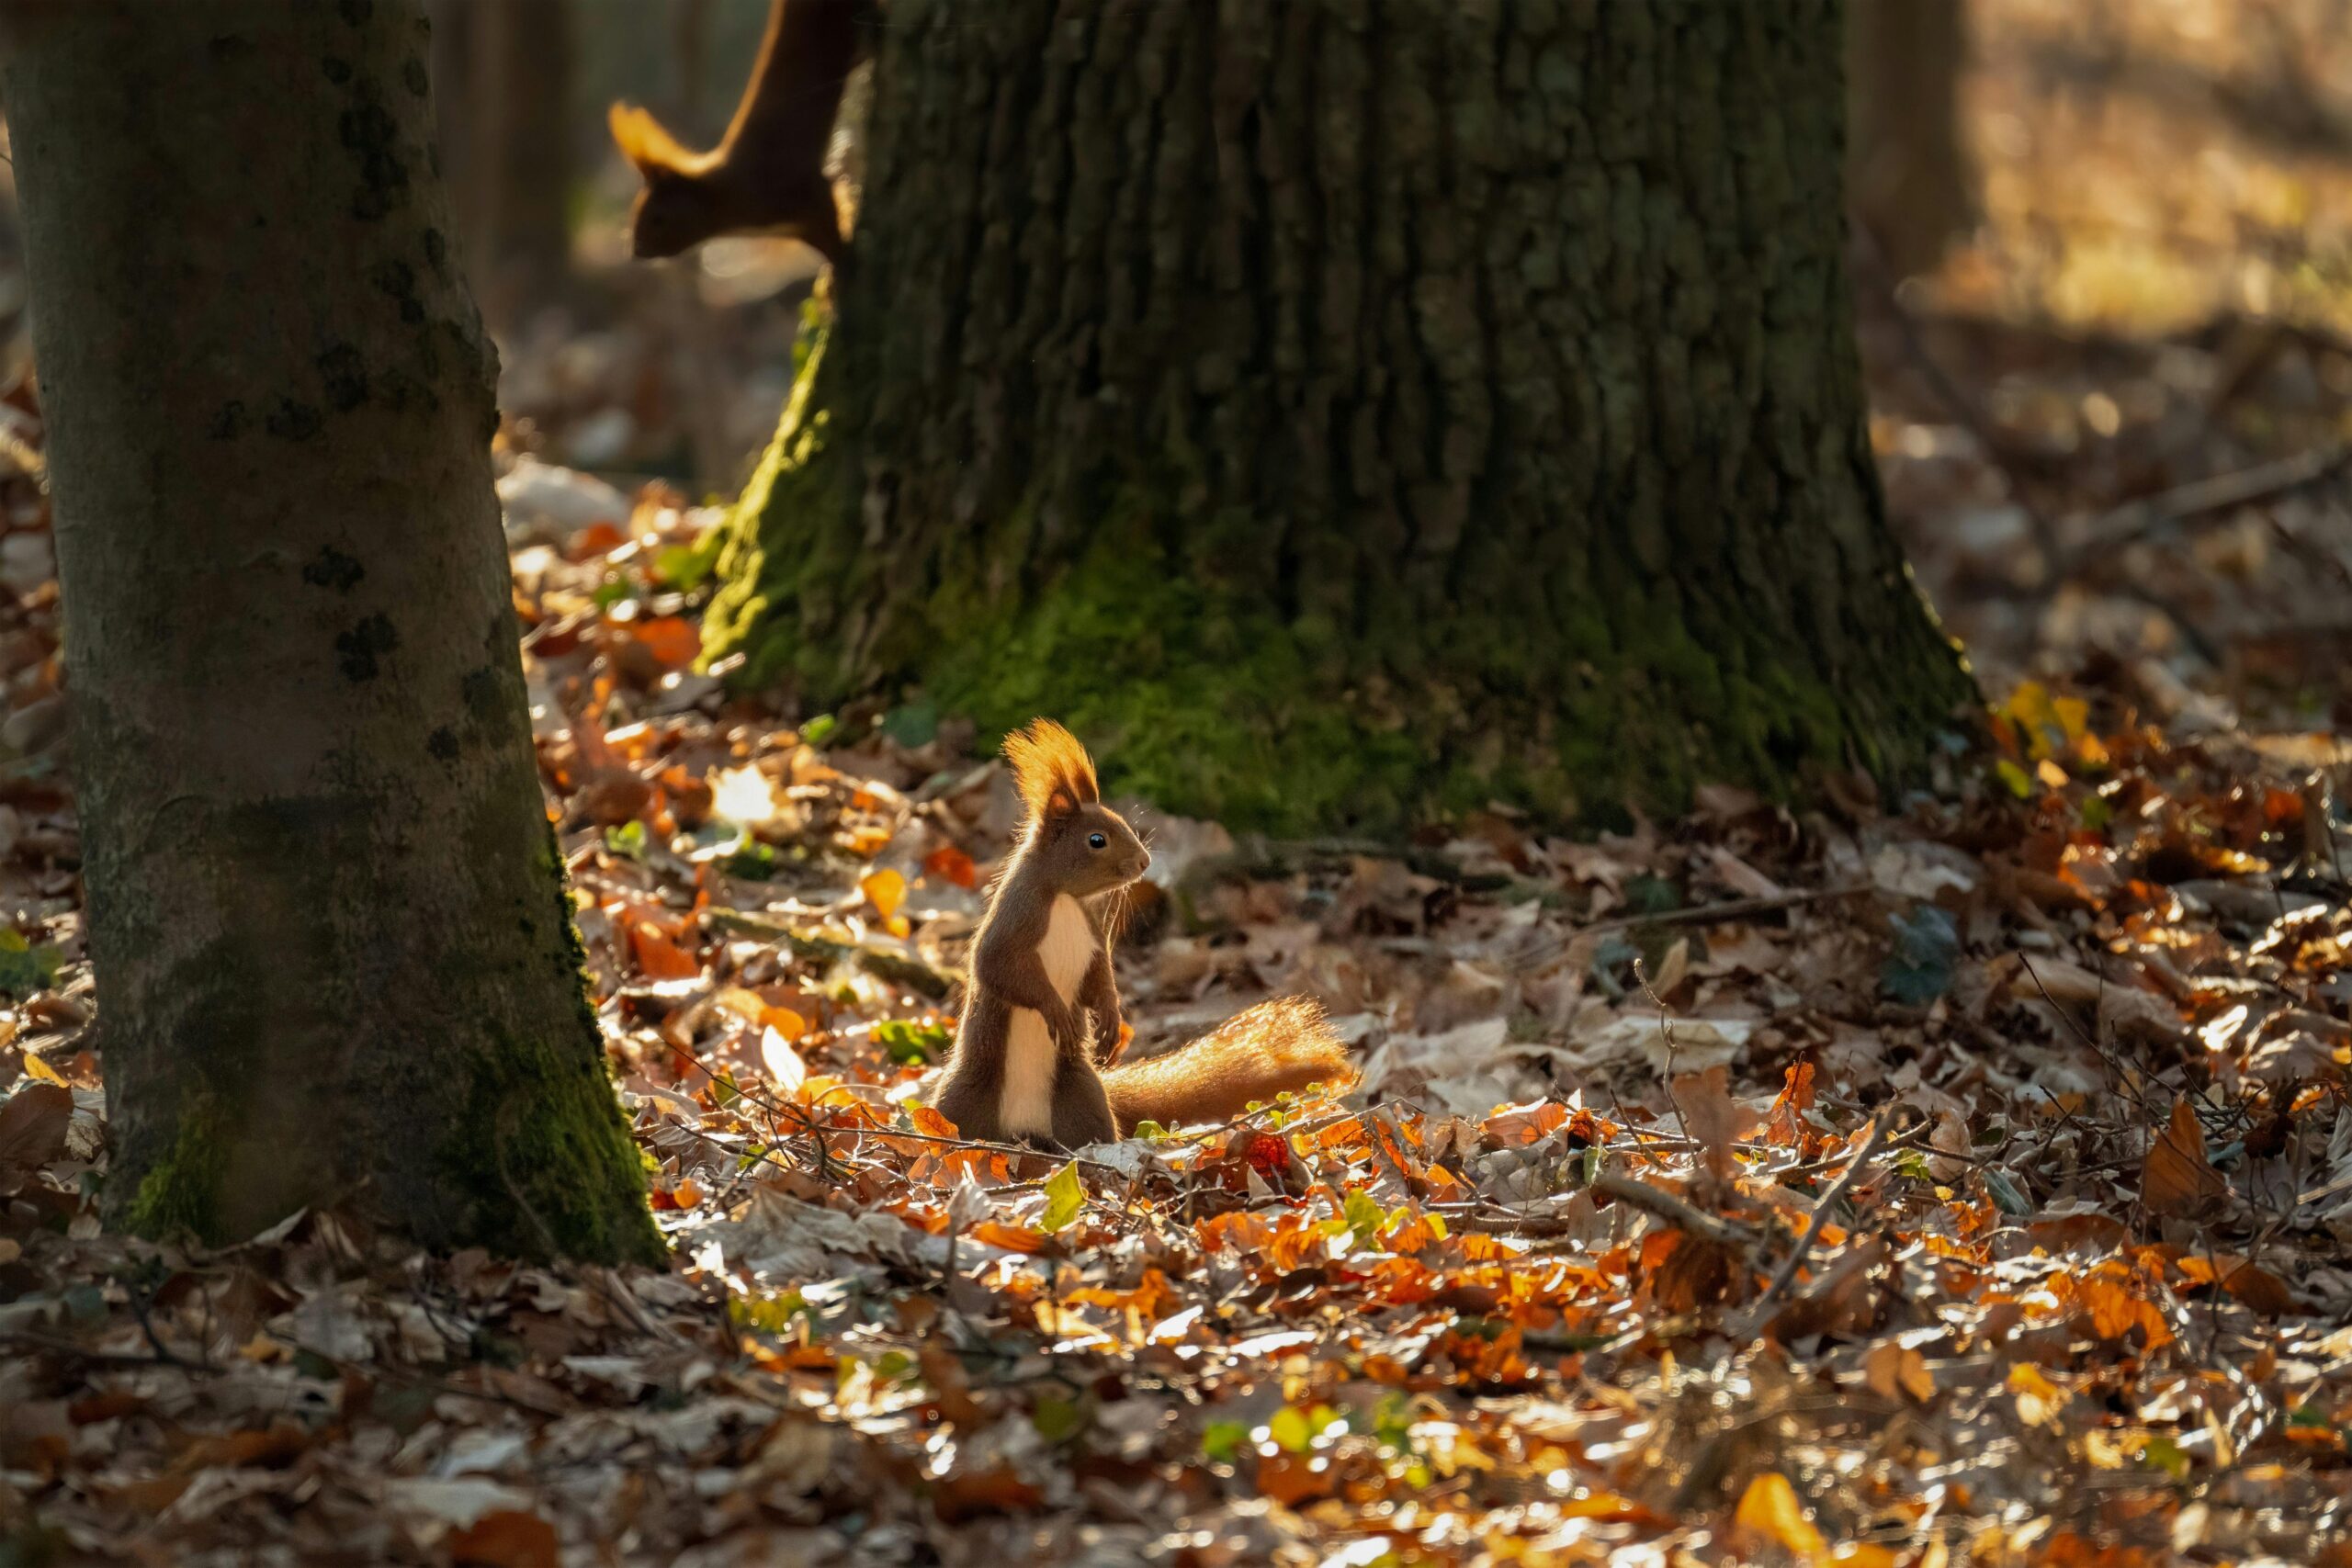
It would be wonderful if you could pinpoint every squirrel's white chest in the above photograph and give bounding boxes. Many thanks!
[1000,896,1095,1136]
[1036,895,1093,1004]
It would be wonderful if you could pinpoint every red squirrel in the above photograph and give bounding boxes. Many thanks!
[606,0,868,262]
[929,720,1352,1148]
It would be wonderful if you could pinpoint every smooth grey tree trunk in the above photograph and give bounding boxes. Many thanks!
[1,0,660,1262]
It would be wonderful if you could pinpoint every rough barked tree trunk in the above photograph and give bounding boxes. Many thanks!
[1848,0,1973,280]
[707,0,1975,830]
[2,0,661,1262]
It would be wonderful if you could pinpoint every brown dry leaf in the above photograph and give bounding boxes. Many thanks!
[449,1510,560,1568]
[627,919,699,980]
[0,1081,71,1185]
[1675,1065,1762,1181]
[1765,1062,1816,1146]
[1863,1342,1936,1404]
[2142,1097,2227,1216]
[2178,1253,2295,1316]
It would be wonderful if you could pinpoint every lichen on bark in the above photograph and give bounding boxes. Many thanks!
[706,0,1975,831]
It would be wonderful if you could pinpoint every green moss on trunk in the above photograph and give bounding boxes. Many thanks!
[705,0,1977,830]
[121,1094,230,1245]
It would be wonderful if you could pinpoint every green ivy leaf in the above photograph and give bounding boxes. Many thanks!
[1201,1420,1250,1462]
[875,1018,951,1066]
[1881,905,1960,1007]
[1031,1392,1085,1442]
[0,931,60,999]
[881,702,940,748]
[603,819,650,863]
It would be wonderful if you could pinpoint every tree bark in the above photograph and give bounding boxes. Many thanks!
[707,0,1975,831]
[1,0,660,1262]
[1848,0,1973,280]
[428,0,575,331]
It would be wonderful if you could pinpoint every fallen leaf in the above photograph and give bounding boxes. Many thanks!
[628,615,699,671]
[1863,1342,1936,1404]
[0,1081,72,1182]
[1039,1161,1084,1233]
[1735,1471,1826,1561]
[2143,1098,2227,1216]
[760,1024,807,1093]
[628,920,699,980]
[448,1510,560,1568]
[862,867,907,923]
[923,844,978,889]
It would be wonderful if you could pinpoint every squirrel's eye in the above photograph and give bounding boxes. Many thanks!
[1088,832,1107,850]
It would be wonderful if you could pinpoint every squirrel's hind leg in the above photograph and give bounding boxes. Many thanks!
[1049,1065,1118,1148]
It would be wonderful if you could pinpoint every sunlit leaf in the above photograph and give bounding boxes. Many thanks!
[861,867,907,923]
[1039,1161,1084,1233]
[2143,1097,2227,1216]
[1734,1471,1826,1561]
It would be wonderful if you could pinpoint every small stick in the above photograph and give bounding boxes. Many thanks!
[1589,1170,1755,1248]
[1575,884,1870,940]
[1747,1118,1889,1316]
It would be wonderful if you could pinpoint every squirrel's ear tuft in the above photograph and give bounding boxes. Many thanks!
[1003,718,1100,821]
[608,102,691,175]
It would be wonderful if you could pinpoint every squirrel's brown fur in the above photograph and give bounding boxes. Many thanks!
[607,0,869,262]
[1100,997,1347,1132]
[928,720,1351,1147]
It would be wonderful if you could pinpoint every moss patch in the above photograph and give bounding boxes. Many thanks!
[433,828,663,1268]
[700,321,1972,833]
[121,1092,232,1246]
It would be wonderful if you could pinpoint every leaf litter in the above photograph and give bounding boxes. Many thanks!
[8,5,2352,1558]
[0,479,2346,1565]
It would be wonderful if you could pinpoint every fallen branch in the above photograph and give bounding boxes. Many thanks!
[1575,884,1871,940]
[707,908,954,998]
[2075,442,2352,557]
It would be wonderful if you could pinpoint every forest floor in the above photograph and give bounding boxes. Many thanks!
[14,2,2352,1563]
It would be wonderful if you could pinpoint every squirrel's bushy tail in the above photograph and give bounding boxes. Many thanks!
[1102,998,1351,1132]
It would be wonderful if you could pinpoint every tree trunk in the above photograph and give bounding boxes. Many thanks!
[1,0,660,1262]
[707,0,1975,831]
[1848,0,1973,280]
[428,0,575,331]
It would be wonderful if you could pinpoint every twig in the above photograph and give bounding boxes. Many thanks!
[2075,442,2352,557]
[1576,885,1870,940]
[1747,1118,1890,1317]
[1589,1171,1755,1248]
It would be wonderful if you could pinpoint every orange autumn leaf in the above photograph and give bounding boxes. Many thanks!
[1734,1471,1826,1562]
[2076,1271,2174,1349]
[2177,1253,2295,1316]
[629,615,701,670]
[923,844,978,889]
[909,1103,960,1139]
[628,919,700,979]
[2143,1097,2227,1216]
[967,1221,1048,1255]
[567,521,628,559]
[449,1509,560,1568]
[1766,1061,1816,1145]
[861,869,908,926]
